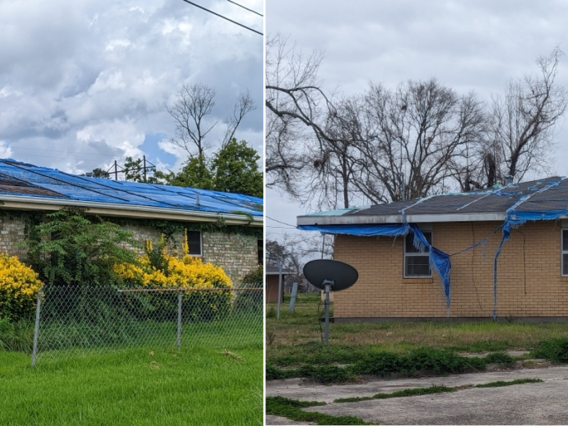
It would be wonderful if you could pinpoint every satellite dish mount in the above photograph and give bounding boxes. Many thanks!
[303,260,358,343]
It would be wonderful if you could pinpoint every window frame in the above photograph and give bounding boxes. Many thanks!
[403,230,432,278]
[186,230,202,257]
[561,229,568,276]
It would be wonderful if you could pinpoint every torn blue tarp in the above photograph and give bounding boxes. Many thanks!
[298,222,453,309]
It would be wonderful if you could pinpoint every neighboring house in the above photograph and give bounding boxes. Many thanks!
[265,264,294,303]
[298,176,568,320]
[0,159,262,284]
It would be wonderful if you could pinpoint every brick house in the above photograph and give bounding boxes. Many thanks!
[0,159,262,284]
[297,177,568,320]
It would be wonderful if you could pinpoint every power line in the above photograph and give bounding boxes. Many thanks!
[227,0,262,17]
[266,216,296,228]
[181,0,262,36]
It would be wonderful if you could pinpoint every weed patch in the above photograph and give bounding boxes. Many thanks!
[266,396,371,425]
[531,338,568,363]
[335,385,455,403]
[475,378,543,388]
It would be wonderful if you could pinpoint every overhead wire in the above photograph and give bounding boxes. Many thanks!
[227,0,262,17]
[266,216,296,228]
[180,0,262,35]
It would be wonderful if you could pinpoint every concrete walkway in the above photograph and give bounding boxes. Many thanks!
[266,365,568,425]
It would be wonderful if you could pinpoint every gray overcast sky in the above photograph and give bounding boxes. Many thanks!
[0,0,262,176]
[266,0,568,245]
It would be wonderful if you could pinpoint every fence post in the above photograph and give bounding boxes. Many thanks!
[177,290,182,350]
[31,289,43,368]
[289,282,298,313]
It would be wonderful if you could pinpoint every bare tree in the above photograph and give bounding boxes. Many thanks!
[314,96,366,208]
[167,83,255,158]
[354,79,487,203]
[488,47,567,183]
[265,34,337,199]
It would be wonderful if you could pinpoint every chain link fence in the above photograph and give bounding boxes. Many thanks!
[31,285,263,366]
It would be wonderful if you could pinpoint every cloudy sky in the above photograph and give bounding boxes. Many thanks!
[0,0,263,176]
[266,0,568,247]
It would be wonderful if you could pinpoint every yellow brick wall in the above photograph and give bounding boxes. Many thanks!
[333,221,568,318]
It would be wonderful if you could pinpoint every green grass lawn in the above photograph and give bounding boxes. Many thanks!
[267,292,568,367]
[0,346,262,425]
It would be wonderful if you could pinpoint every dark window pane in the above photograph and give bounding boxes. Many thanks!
[563,254,568,275]
[187,231,201,255]
[405,232,432,253]
[405,255,431,276]
[563,230,568,251]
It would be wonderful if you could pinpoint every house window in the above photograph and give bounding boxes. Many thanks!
[186,230,202,256]
[404,231,432,278]
[562,230,568,276]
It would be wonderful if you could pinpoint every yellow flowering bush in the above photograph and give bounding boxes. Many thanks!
[0,254,43,321]
[115,233,232,321]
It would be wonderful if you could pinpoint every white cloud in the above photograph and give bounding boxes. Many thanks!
[0,0,262,176]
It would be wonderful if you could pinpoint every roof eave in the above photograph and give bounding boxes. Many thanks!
[297,212,507,226]
[0,196,263,226]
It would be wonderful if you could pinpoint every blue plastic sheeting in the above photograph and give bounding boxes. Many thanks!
[409,224,452,308]
[298,223,410,236]
[298,222,453,308]
[0,159,262,217]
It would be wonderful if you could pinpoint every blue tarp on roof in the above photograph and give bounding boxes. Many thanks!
[299,177,568,318]
[0,159,262,217]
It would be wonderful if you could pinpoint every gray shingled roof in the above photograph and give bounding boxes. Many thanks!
[298,176,568,226]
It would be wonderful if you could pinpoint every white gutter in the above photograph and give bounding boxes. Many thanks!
[0,195,263,227]
[297,212,506,226]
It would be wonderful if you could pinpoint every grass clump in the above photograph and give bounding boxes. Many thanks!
[297,364,357,384]
[475,378,543,388]
[0,317,34,352]
[483,351,516,366]
[531,338,568,363]
[335,385,455,403]
[352,348,486,377]
[266,363,294,380]
[266,396,371,425]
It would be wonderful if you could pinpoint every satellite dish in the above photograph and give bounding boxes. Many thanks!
[303,259,359,343]
[303,259,358,291]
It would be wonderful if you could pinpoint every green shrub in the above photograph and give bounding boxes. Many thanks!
[483,351,516,366]
[402,347,485,374]
[531,338,568,363]
[352,351,402,376]
[296,364,356,384]
[266,363,290,380]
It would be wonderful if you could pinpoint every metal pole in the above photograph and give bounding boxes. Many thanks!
[289,282,298,313]
[276,258,282,319]
[177,290,182,350]
[31,290,43,368]
[324,283,331,343]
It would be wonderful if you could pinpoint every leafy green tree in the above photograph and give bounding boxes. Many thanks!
[25,208,139,287]
[90,168,109,178]
[154,155,214,189]
[123,156,159,183]
[212,139,263,197]
[152,139,262,197]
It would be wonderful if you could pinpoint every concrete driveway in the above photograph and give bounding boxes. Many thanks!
[266,365,568,425]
